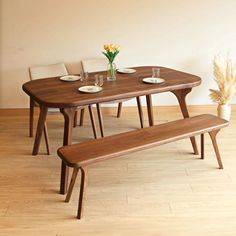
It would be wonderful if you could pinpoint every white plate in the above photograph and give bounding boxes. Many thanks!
[117,68,136,74]
[142,77,165,84]
[60,75,81,82]
[78,85,103,93]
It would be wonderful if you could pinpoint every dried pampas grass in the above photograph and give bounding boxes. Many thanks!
[210,55,236,105]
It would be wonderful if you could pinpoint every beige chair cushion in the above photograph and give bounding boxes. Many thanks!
[29,63,68,80]
[81,58,107,73]
[29,63,69,112]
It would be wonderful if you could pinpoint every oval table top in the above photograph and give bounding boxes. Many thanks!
[22,66,201,108]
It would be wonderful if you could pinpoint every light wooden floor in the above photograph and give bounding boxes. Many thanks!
[0,105,236,236]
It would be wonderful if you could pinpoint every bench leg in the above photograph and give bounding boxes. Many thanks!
[136,96,144,128]
[208,130,224,169]
[77,167,87,219]
[65,167,79,203]
[171,89,199,155]
[201,133,204,159]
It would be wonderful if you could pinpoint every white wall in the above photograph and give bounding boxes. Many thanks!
[1,0,236,108]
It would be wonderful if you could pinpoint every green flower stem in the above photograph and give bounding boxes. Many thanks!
[108,62,116,80]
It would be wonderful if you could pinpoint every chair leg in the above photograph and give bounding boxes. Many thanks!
[73,111,78,127]
[88,105,98,139]
[136,96,144,128]
[65,167,79,203]
[208,130,223,169]
[29,98,34,137]
[43,122,51,155]
[117,102,122,118]
[79,108,85,126]
[96,103,104,137]
[201,133,204,159]
[77,167,87,219]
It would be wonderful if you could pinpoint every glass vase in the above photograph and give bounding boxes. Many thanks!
[107,62,116,81]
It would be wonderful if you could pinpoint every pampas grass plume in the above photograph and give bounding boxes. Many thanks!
[209,54,236,105]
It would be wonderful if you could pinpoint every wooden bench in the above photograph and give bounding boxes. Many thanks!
[57,114,229,219]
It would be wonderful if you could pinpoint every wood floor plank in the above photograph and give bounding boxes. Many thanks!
[0,106,236,235]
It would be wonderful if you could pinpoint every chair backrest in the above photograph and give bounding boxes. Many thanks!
[29,63,68,80]
[81,58,107,73]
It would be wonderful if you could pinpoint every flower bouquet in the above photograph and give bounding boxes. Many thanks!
[102,44,120,81]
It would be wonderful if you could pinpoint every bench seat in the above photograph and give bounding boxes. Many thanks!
[57,114,229,219]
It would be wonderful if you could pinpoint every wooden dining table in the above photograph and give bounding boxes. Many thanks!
[22,66,201,194]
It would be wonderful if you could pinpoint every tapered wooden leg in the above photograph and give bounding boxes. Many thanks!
[146,95,154,126]
[77,167,87,219]
[60,163,69,195]
[171,89,199,155]
[60,107,76,194]
[29,98,34,137]
[60,108,76,146]
[96,103,104,137]
[117,102,122,118]
[88,105,98,139]
[201,133,204,159]
[136,96,144,128]
[43,122,51,155]
[32,105,48,155]
[209,130,224,169]
[79,108,85,126]
[65,168,79,203]
[73,111,78,127]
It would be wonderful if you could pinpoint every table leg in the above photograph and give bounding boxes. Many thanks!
[171,89,199,155]
[32,105,48,155]
[96,103,104,137]
[60,107,76,194]
[146,94,154,126]
[88,105,98,139]
[43,122,51,155]
[136,96,144,128]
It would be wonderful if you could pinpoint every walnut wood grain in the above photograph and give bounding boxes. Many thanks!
[43,122,51,155]
[77,167,87,219]
[171,89,199,155]
[32,105,48,155]
[117,102,122,118]
[201,133,204,159]
[65,168,79,203]
[136,96,144,128]
[23,66,201,194]
[29,97,34,137]
[23,66,201,108]
[58,114,228,168]
[209,129,223,169]
[58,114,228,219]
[146,94,154,126]
[96,103,104,137]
